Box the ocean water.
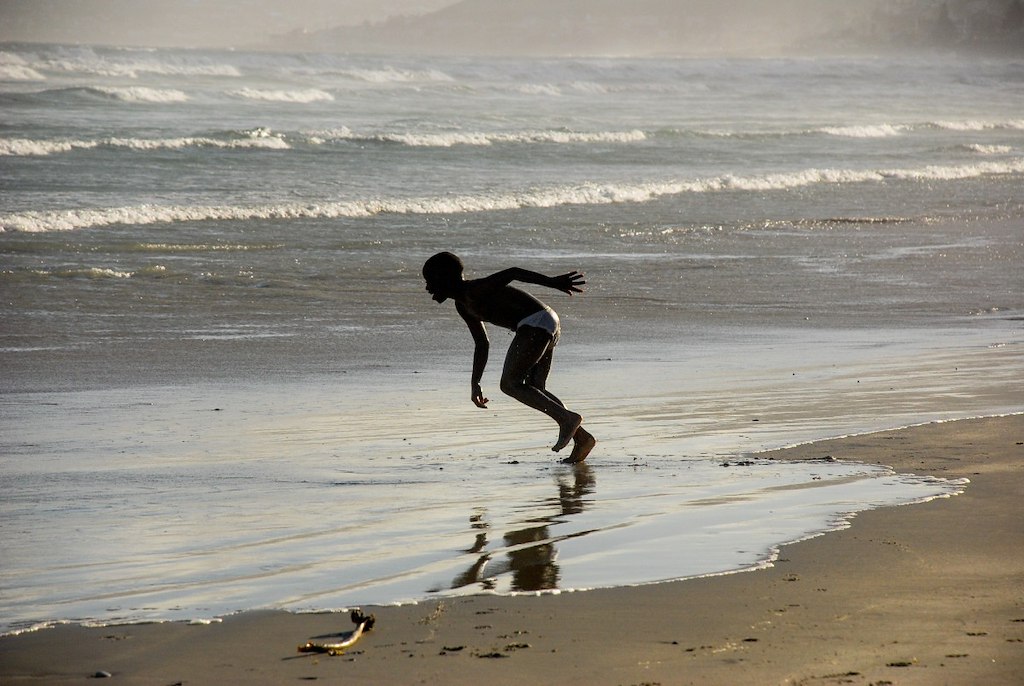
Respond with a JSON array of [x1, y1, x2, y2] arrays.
[[1, 44, 1022, 634]]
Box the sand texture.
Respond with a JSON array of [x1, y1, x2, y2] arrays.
[[1, 414, 1021, 685]]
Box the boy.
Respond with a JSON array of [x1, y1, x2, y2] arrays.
[[423, 252, 596, 464]]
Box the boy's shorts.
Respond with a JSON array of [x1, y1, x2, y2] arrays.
[[516, 306, 560, 343]]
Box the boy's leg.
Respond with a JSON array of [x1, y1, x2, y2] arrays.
[[501, 327, 581, 451], [525, 344, 565, 409], [526, 339, 597, 463]]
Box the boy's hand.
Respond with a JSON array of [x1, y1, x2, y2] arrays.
[[551, 271, 586, 295], [472, 383, 489, 408]]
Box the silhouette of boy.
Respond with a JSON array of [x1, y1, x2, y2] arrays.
[[423, 252, 596, 463]]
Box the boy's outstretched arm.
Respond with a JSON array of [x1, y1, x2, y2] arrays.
[[481, 268, 586, 295], [457, 303, 490, 408]]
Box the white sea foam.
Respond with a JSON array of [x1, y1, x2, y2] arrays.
[[934, 120, 992, 131], [339, 66, 454, 83], [682, 119, 1024, 140], [963, 144, 1012, 155], [309, 128, 646, 147], [1, 620, 73, 638], [932, 119, 1024, 131], [186, 618, 223, 626], [48, 59, 240, 79], [41, 59, 139, 78], [17, 45, 241, 79], [0, 139, 88, 156], [4, 159, 1021, 233], [32, 266, 131, 279], [121, 61, 241, 78], [229, 87, 334, 103], [138, 242, 284, 252], [518, 83, 562, 96], [755, 119, 1024, 139], [819, 124, 907, 138], [0, 51, 31, 66], [30, 265, 167, 279], [495, 130, 646, 145], [375, 131, 494, 147], [0, 133, 289, 156], [0, 53, 45, 81], [110, 135, 290, 151], [88, 86, 190, 103]]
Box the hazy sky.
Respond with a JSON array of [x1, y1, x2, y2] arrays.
[[2, 1, 1018, 55], [0, 0, 459, 47]]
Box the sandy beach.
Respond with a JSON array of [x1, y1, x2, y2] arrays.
[[2, 413, 1020, 685]]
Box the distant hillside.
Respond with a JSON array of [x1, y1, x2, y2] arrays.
[[271, 0, 1024, 56], [0, 0, 456, 48]]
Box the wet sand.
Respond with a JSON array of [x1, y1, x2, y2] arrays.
[[1, 414, 1021, 685]]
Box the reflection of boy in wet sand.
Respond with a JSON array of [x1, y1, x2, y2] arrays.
[[423, 252, 596, 464]]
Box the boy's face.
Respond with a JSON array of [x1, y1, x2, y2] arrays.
[[425, 277, 451, 303], [423, 258, 462, 303]]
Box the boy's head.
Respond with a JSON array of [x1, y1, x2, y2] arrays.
[[422, 251, 464, 303]]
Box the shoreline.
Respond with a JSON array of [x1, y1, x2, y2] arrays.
[[2, 414, 1022, 684]]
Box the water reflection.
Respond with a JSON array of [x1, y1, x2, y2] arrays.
[[449, 463, 596, 593]]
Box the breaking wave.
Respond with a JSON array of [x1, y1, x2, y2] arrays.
[[932, 119, 1024, 132], [819, 124, 907, 138], [229, 88, 334, 103], [4, 159, 1021, 233], [1, 128, 642, 156], [1, 46, 241, 79], [85, 86, 190, 103], [27, 265, 168, 279], [0, 53, 45, 81], [308, 127, 646, 147], [0, 130, 289, 156], [710, 119, 1024, 140], [41, 119, 1009, 154], [962, 144, 1012, 155], [335, 66, 454, 83]]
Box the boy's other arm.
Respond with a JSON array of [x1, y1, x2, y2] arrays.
[[481, 268, 585, 295], [457, 302, 490, 408]]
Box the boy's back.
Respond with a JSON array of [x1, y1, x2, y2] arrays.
[[457, 280, 546, 332]]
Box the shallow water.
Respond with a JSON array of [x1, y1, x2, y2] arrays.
[[2, 324, 1015, 634], [0, 409, 965, 635]]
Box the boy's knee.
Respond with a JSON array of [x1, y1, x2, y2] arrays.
[[499, 376, 522, 397]]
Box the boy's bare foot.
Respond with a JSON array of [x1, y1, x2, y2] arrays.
[[562, 427, 596, 464], [552, 413, 583, 452]]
